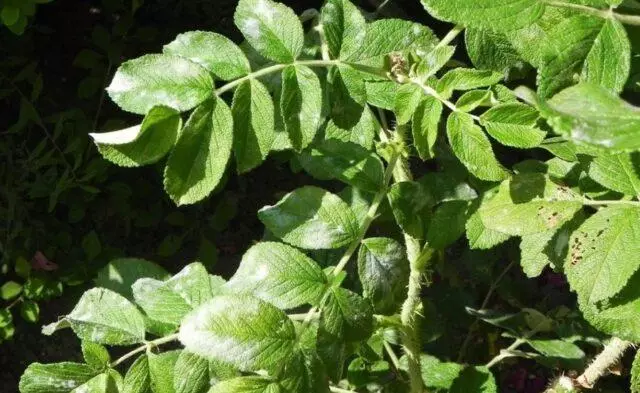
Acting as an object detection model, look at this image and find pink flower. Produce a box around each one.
[32,251,59,271]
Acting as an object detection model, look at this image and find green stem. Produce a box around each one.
[214,59,340,96]
[333,151,401,275]
[457,261,516,362]
[297,149,402,334]
[329,387,357,393]
[582,198,640,207]
[546,1,640,25]
[110,333,179,368]
[410,78,480,121]
[485,338,526,369]
[383,341,402,372]
[435,25,465,49]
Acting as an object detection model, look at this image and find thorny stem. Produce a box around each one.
[378,111,429,393]
[110,333,179,368]
[546,1,640,26]
[457,261,516,362]
[576,337,633,389]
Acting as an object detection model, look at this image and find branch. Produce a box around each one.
[110,333,179,368]
[546,1,640,26]
[576,337,633,389]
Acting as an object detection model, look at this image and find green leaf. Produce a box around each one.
[321,286,373,342]
[209,377,281,393]
[412,96,442,160]
[164,98,233,205]
[82,231,102,261]
[82,342,110,371]
[446,112,508,182]
[395,84,423,125]
[527,339,585,360]
[179,295,297,373]
[123,355,150,393]
[426,200,470,249]
[258,186,360,249]
[480,103,546,148]
[280,65,322,151]
[1,281,22,300]
[414,45,456,81]
[163,31,251,81]
[536,15,630,98]
[133,262,214,327]
[19,362,97,393]
[328,65,366,129]
[358,237,409,314]
[95,258,169,301]
[437,68,503,98]
[411,355,463,391]
[15,256,31,279]
[299,139,385,193]
[520,212,584,278]
[91,106,182,167]
[579,267,640,342]
[478,173,583,236]
[365,81,397,111]
[387,181,433,239]
[231,79,275,173]
[632,350,640,393]
[324,106,377,149]
[420,0,544,32]
[59,288,146,345]
[466,205,511,250]
[450,366,497,393]
[149,351,180,393]
[465,28,523,75]
[234,0,304,63]
[321,0,366,60]
[20,300,40,323]
[226,242,328,309]
[588,152,640,196]
[581,19,630,93]
[350,19,437,63]
[566,206,640,304]
[72,372,121,393]
[107,54,213,115]
[455,90,491,113]
[173,351,209,393]
[542,83,640,152]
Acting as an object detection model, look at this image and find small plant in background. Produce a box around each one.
[0,0,52,35]
[14,0,640,392]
